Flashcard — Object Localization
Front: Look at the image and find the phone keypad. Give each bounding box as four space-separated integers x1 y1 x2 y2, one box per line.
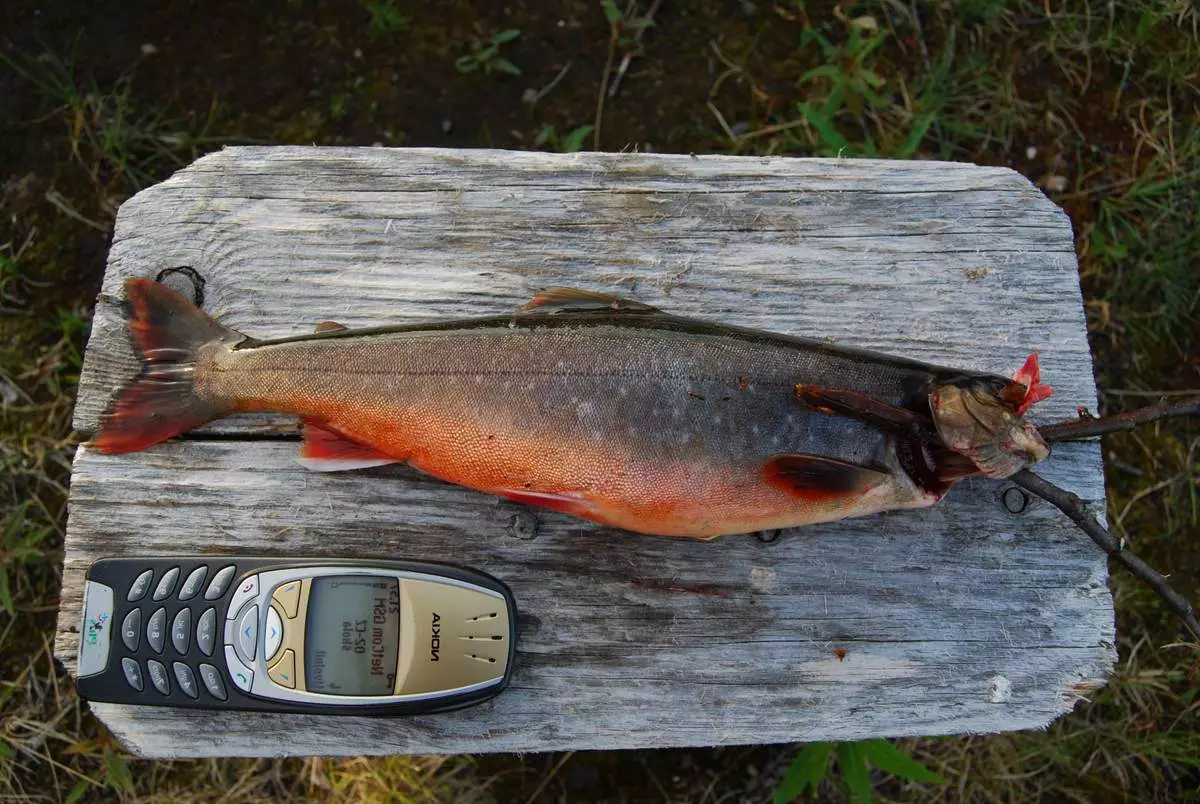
152 567 180 601
196 608 217 656
105 562 242 704
121 658 144 692
171 608 191 653
199 663 227 700
120 608 141 652
127 570 153 602
146 608 167 653
178 566 208 600
147 659 170 695
173 663 199 699
205 565 236 600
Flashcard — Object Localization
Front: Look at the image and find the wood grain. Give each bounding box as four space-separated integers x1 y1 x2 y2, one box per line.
57 147 1113 758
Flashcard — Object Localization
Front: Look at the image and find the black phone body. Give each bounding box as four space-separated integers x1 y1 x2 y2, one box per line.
76 557 516 715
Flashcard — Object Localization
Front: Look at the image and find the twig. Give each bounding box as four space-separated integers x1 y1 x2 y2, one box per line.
594 19 619 150
44 190 110 233
522 61 572 106
607 0 663 99
1011 469 1200 642
1040 397 1200 442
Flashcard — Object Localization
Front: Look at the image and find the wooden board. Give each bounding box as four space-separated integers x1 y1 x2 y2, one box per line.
56 147 1115 759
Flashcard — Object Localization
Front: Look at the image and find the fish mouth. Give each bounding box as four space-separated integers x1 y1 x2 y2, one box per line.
929 382 1050 479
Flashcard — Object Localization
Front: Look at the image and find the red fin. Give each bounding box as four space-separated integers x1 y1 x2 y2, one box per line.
314 321 348 333
761 453 887 502
496 488 597 517
299 420 400 472
794 384 923 432
1011 353 1054 415
94 278 239 453
516 287 660 315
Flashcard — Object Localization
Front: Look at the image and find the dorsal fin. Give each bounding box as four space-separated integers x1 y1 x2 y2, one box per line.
314 321 348 333
516 287 660 316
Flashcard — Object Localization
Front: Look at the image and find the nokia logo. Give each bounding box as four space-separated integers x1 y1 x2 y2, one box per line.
430 612 441 661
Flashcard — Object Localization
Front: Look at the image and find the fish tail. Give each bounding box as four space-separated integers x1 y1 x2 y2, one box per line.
93 277 242 453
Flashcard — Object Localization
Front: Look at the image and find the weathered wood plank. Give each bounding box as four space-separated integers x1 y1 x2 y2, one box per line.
56 147 1113 758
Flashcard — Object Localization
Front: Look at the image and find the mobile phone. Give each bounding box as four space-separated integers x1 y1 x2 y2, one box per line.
75 556 516 715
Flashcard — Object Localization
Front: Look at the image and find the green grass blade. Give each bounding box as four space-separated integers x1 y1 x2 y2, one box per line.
838 742 872 803
560 125 594 153
796 102 853 156
859 739 944 783
773 742 833 804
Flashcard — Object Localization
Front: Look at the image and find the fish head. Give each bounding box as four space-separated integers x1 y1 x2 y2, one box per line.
929 353 1053 479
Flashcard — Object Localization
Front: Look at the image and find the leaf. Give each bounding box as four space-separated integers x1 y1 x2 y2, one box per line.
65 780 90 804
838 742 873 803
0 740 13 759
533 124 556 148
896 113 936 158
103 748 135 794
858 68 886 89
774 742 833 804
491 58 522 76
0 571 12 616
797 102 853 156
455 55 478 73
859 739 945 783
560 125 594 153
601 0 623 25
799 65 844 86
493 28 521 44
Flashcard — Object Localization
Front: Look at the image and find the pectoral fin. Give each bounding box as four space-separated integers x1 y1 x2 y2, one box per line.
793 384 925 434
314 321 349 333
761 453 888 501
298 419 400 472
517 287 660 315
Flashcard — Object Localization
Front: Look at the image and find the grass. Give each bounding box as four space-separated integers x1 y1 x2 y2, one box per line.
1 0 1198 800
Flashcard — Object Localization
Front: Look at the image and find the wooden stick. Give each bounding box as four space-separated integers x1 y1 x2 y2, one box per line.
1040 397 1200 442
1011 469 1200 642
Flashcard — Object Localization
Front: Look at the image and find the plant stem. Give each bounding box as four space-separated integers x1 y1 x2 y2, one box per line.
1040 397 1200 442
1011 469 1200 642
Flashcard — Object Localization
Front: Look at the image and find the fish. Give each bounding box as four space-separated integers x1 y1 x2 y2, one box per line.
94 278 1054 539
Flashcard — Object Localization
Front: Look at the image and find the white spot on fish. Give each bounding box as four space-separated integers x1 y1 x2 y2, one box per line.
503 381 512 391
627 426 638 438
752 424 760 436
681 433 691 445
772 435 781 445
619 386 629 397
525 382 535 391
474 376 484 385
712 415 722 426
591 429 603 441
578 401 594 416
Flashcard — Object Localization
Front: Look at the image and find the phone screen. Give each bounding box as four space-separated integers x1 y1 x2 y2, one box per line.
304 576 401 695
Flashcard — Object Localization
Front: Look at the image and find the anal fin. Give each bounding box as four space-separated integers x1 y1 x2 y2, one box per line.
496 488 597 518
299 419 400 472
762 453 888 501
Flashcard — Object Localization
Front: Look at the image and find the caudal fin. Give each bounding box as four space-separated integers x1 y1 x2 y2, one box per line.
94 277 242 453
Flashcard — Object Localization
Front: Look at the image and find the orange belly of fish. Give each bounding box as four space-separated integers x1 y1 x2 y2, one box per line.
273 400 913 539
